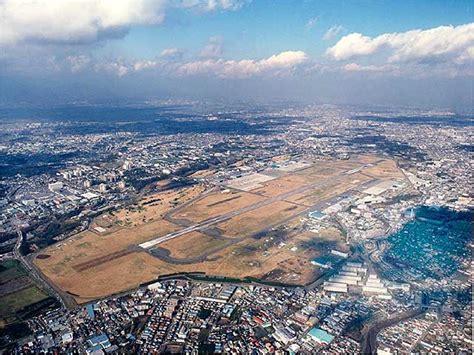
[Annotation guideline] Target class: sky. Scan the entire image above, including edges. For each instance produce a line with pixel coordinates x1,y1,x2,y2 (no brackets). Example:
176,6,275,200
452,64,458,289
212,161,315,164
0,0,473,110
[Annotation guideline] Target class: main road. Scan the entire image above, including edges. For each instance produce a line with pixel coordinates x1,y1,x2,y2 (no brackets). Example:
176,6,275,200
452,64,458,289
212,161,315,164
14,228,68,309
361,308,425,354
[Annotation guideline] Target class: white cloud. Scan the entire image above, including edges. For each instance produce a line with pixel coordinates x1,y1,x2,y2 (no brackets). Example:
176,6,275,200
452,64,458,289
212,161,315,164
203,0,245,11
199,36,224,58
323,25,344,41
327,23,474,77
0,0,168,45
94,50,308,78
66,55,92,73
0,0,245,46
160,47,184,60
327,23,474,63
95,61,131,77
133,60,160,72
178,0,246,12
343,63,396,73
177,50,308,78
306,17,318,30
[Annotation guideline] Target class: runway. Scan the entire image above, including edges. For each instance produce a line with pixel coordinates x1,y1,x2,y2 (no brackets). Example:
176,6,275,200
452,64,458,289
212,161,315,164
139,163,377,249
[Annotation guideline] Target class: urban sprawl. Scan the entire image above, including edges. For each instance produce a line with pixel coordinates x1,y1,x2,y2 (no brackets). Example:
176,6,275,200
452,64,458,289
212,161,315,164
0,103,472,353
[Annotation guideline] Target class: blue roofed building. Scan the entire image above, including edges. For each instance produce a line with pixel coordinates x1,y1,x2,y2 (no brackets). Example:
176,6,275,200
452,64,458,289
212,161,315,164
309,210,326,220
308,327,334,345
86,304,95,320
311,254,342,269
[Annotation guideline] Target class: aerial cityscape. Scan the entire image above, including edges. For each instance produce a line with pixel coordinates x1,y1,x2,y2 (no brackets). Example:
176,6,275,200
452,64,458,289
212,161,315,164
0,1,472,354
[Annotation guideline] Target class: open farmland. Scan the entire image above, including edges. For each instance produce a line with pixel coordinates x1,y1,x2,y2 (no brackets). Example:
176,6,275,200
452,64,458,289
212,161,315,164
0,260,55,326
34,155,407,304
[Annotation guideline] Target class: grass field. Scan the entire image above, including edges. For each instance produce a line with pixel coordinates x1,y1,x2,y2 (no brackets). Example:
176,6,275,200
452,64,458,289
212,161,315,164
0,287,49,318
0,260,50,325
0,260,26,283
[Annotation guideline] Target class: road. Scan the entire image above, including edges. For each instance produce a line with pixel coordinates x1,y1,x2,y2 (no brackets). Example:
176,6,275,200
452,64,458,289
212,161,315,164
361,308,424,354
14,228,69,310
139,164,378,249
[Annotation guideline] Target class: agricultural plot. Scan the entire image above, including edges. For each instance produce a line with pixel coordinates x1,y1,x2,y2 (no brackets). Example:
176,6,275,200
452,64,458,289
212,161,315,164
0,260,53,325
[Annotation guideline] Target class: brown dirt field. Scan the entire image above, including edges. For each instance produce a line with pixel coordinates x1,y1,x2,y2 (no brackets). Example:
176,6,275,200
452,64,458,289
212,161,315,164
363,159,405,178
93,214,115,228
189,169,215,178
332,160,370,170
171,191,265,223
250,178,306,197
352,154,382,164
271,154,291,162
73,249,134,272
272,174,314,184
276,166,345,185
113,185,205,227
36,225,344,303
293,162,342,174
48,238,321,303
308,167,342,177
286,182,342,206
34,218,179,278
52,251,178,303
159,232,229,259
217,201,306,238
202,227,346,284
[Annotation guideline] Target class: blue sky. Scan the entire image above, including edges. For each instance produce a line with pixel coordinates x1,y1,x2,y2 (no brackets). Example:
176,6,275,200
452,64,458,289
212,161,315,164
105,0,472,60
0,0,473,109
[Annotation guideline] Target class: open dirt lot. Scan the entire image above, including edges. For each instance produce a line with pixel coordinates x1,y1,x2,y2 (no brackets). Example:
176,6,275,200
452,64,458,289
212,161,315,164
217,201,306,238
250,177,307,197
112,185,205,227
47,251,177,303
170,190,265,223
33,217,179,301
363,159,405,178
37,223,348,303
189,169,216,179
159,232,229,259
